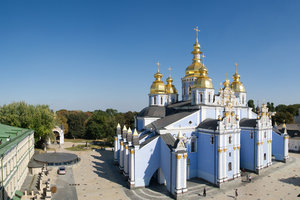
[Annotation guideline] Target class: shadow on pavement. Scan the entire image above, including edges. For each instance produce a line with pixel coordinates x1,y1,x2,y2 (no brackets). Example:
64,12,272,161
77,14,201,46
279,176,300,187
91,149,128,188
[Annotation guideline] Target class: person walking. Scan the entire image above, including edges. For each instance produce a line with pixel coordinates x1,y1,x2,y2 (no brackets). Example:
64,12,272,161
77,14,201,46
203,187,206,197
235,189,238,199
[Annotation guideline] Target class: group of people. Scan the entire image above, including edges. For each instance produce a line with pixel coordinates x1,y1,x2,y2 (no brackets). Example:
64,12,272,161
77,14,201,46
201,188,239,199
200,173,253,199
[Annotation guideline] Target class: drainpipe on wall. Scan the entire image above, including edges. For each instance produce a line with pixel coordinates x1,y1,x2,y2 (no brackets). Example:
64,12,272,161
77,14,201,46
1,155,4,200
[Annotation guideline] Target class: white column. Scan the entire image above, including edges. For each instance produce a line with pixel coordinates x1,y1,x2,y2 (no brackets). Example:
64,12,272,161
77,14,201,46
124,145,129,176
129,149,135,186
269,130,272,164
176,154,181,193
218,149,223,182
119,141,124,170
257,131,260,170
237,133,240,176
284,135,289,159
114,137,118,162
182,154,187,192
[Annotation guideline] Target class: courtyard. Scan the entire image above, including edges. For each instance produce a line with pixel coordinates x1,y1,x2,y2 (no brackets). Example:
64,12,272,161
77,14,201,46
51,142,300,200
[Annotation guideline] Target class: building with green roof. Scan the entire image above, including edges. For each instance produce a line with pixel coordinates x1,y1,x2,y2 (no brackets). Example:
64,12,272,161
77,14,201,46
0,123,34,200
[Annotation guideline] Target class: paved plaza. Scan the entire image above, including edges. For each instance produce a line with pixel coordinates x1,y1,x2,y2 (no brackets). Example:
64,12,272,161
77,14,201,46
52,142,300,200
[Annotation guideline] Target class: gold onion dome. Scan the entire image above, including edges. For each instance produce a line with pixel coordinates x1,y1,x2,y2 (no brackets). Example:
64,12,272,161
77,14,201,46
166,66,178,94
230,63,246,93
192,62,213,89
223,74,230,88
185,27,204,77
166,76,178,94
150,62,166,94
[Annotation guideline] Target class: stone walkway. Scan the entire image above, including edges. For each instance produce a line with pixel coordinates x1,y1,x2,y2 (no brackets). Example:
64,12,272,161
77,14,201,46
58,142,300,200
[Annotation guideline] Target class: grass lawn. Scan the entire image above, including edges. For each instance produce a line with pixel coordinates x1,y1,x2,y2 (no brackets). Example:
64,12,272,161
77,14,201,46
64,138,96,143
65,144,106,151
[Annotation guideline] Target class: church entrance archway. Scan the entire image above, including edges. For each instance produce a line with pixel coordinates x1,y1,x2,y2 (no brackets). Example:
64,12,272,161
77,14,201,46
149,168,166,186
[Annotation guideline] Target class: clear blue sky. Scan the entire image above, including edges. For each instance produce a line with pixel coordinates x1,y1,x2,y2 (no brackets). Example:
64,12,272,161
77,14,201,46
0,0,299,112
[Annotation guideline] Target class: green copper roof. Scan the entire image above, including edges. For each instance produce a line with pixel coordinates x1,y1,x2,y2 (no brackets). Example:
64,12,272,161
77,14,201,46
0,123,33,157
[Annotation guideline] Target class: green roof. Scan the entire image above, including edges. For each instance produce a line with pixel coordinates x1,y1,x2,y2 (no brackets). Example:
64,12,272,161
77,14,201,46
0,123,33,157
15,190,24,197
12,196,20,200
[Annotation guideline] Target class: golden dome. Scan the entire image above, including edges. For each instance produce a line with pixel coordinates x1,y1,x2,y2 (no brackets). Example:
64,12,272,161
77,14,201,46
223,78,230,88
185,39,203,77
230,64,246,93
150,71,166,94
166,76,178,94
192,65,213,89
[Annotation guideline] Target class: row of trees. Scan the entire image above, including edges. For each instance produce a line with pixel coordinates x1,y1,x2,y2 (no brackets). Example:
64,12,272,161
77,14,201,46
247,100,300,124
0,101,137,147
56,109,138,144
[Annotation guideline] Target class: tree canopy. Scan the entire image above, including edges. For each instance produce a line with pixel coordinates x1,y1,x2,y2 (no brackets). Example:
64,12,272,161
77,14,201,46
0,102,56,145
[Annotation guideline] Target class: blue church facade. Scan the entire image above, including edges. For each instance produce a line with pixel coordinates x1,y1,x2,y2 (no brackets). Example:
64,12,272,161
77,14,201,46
113,28,289,199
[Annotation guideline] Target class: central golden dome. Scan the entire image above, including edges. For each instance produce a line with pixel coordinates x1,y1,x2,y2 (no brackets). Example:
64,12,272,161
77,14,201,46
192,65,213,89
185,41,203,77
150,71,166,94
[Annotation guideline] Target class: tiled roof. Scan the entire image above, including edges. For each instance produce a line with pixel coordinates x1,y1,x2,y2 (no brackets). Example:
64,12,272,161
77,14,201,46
160,133,176,150
240,118,257,128
197,119,219,130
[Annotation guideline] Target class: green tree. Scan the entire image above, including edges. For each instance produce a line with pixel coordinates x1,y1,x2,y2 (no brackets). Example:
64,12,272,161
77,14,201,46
67,111,89,138
247,99,255,112
85,110,116,141
0,102,55,145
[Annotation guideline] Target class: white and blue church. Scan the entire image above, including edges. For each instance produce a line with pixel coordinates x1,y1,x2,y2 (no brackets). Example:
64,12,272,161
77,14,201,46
113,28,289,199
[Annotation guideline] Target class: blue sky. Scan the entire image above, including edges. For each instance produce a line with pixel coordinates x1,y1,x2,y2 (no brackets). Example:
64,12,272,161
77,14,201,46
0,0,299,112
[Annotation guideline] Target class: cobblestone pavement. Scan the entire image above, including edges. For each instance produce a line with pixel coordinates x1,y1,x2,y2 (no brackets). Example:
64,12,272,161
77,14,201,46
59,142,300,200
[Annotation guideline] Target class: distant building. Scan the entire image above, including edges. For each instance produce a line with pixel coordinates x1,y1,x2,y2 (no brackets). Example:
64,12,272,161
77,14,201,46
294,108,300,124
113,28,288,198
0,124,34,200
277,123,300,152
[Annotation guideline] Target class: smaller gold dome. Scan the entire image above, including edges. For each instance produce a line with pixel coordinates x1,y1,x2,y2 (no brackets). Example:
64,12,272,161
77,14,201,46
223,78,230,88
166,76,178,94
150,71,166,94
231,68,246,93
231,82,246,93
192,66,213,89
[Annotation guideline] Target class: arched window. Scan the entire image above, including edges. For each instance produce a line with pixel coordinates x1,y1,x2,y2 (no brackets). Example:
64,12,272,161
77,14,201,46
161,96,163,105
191,137,196,152
242,96,245,104
154,96,156,105
188,85,192,95
228,162,232,171
183,86,186,95
208,93,211,102
210,136,214,144
200,93,203,102
193,92,196,103
229,136,232,144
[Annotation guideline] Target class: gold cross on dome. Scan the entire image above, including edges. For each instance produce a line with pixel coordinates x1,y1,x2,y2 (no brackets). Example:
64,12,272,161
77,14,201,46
202,54,206,64
194,26,200,41
168,66,172,76
156,61,160,72
235,62,238,73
